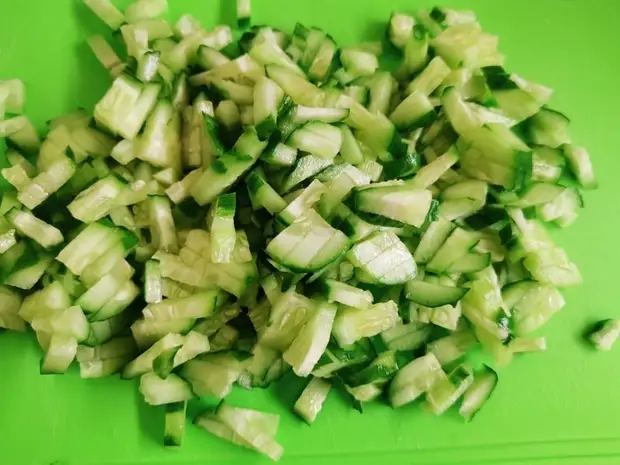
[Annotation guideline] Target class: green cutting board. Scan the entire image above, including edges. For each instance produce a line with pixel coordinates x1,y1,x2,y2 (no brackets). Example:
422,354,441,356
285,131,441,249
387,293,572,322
0,1,619,464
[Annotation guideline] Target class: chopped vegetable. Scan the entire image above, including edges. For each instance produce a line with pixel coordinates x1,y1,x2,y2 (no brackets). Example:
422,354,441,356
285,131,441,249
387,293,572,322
0,1,598,460
588,319,620,351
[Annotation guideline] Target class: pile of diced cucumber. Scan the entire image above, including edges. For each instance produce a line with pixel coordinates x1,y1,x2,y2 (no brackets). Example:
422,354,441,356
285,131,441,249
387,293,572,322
0,0,596,460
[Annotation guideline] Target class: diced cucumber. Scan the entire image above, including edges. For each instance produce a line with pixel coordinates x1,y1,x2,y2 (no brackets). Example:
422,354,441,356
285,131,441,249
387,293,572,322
427,331,479,365
143,290,218,321
144,259,163,304
589,319,620,352
354,182,433,228
347,231,417,285
179,353,246,398
332,300,400,347
214,402,284,461
7,208,64,249
425,364,474,415
68,175,125,223
76,260,134,314
294,377,331,424
381,322,431,352
459,365,498,421
83,0,126,30
192,128,267,205
427,227,478,273
94,75,161,140
389,352,444,408
123,333,186,379
164,401,187,447
139,372,193,406
278,180,325,225
283,301,337,377
289,122,343,160
267,210,350,273
562,144,597,189
41,334,78,374
209,193,237,263
320,279,373,309
502,280,564,335
31,305,89,342
405,280,468,307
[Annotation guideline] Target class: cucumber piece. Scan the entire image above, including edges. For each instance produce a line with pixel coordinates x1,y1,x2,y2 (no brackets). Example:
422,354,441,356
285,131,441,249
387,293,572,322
0,285,25,331
388,12,415,49
425,364,474,415
7,208,63,249
332,300,400,347
525,107,571,148
531,145,565,183
562,144,597,189
143,290,218,321
214,402,284,461
318,165,371,220
405,280,468,307
179,353,246,398
259,289,315,350
320,279,373,309
245,167,287,214
68,175,125,223
18,156,76,210
123,333,186,379
2,164,31,190
508,336,547,353
427,227,478,273
0,230,17,254
390,90,435,131
389,352,444,408
164,401,187,447
406,56,451,96
191,128,268,205
408,148,460,189
144,259,163,304
280,154,333,194
502,280,565,335
294,377,331,424
267,210,350,273
588,319,620,352
146,195,179,253
289,122,343,160
173,330,210,366
427,331,479,365
136,100,181,168
31,305,89,342
209,193,237,263
448,252,491,273
381,322,431,351
347,231,417,285
41,334,78,374
459,365,498,421
79,357,133,379
94,75,161,140
131,317,194,349
77,337,137,362
83,0,125,30
76,260,133,314
354,182,433,228
278,179,325,225
253,77,284,140
283,301,337,377
139,372,193,406
91,280,140,322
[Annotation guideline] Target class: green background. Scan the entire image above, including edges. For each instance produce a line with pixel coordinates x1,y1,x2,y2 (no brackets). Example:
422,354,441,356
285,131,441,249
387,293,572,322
0,1,619,464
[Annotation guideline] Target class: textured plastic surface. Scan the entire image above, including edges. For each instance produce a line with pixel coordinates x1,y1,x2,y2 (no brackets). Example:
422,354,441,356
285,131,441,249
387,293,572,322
0,1,619,464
